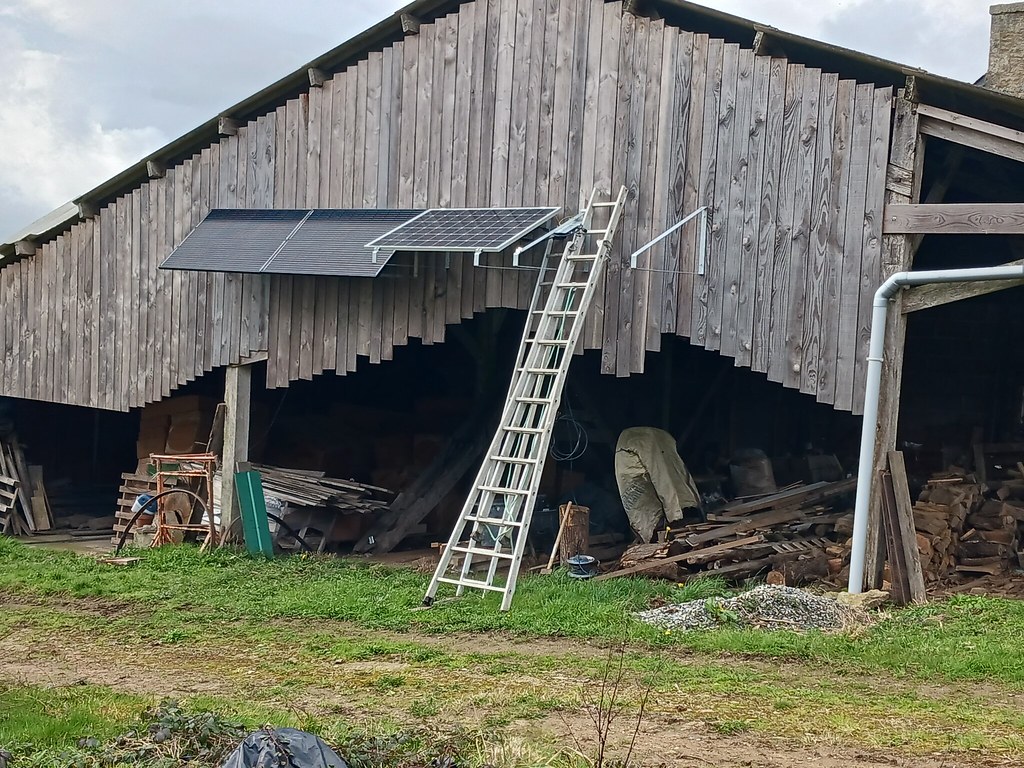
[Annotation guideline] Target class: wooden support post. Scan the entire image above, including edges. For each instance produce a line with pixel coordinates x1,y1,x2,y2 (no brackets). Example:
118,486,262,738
218,116,241,136
146,160,166,179
221,363,252,541
865,93,922,588
307,68,327,88
13,240,36,257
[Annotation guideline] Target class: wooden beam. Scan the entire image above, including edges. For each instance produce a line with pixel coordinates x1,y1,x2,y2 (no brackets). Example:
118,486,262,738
400,13,421,34
917,103,1024,164
218,116,241,136
13,240,36,257
902,257,1024,313
752,26,787,57
622,0,641,15
884,203,1024,235
593,535,766,581
866,92,922,590
221,363,252,541
909,146,962,255
146,160,166,179
308,68,327,88
77,201,98,219
886,451,927,604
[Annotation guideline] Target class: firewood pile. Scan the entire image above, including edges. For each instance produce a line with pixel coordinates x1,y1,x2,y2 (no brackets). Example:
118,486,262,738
597,478,857,585
912,470,1024,581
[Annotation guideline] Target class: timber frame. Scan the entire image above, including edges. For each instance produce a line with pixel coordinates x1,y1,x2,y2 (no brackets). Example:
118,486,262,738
863,93,1024,588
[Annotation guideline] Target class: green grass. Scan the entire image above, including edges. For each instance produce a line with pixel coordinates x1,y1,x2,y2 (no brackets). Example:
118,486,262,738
3,537,1024,688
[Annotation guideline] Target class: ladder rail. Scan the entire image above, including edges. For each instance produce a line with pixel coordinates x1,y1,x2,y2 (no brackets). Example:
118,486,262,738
425,187,628,610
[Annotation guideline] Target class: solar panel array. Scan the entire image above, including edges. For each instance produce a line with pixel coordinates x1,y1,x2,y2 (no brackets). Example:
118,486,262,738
160,209,420,277
364,207,560,252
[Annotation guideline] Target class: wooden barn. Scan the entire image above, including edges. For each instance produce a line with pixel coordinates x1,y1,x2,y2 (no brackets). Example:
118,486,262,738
2,0,1024,591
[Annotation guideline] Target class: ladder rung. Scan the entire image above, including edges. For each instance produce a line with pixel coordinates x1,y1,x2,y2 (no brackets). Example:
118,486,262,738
490,454,541,464
436,576,507,593
479,485,530,495
566,254,598,261
503,426,545,434
516,396,554,404
557,282,589,289
531,310,578,316
531,338,570,346
451,545,515,560
519,367,560,375
591,201,618,207
464,515,526,526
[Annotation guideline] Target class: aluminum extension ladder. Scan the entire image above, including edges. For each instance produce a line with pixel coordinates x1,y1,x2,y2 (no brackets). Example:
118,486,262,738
424,186,628,611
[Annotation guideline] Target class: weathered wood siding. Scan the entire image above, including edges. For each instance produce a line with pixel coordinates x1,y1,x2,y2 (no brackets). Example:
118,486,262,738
0,0,891,414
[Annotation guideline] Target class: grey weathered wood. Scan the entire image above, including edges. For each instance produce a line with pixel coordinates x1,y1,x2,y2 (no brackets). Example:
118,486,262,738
719,46,753,361
833,83,875,413
917,103,1024,164
902,257,1024,312
221,363,252,539
781,67,820,390
883,203,1024,234
689,35,722,349
887,450,928,604
815,77,854,405
799,72,837,396
865,90,914,590
218,116,240,136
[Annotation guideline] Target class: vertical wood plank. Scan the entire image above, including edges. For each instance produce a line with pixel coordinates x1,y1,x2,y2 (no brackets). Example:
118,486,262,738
599,8,634,374
815,77,855,405
379,46,396,207
719,47,754,361
192,156,207,380
732,53,770,369
649,27,681,344
80,219,96,405
800,72,838,395
365,52,383,207
750,57,787,374
782,68,821,390
675,32,706,339
688,36,722,348
398,37,419,207
353,61,369,208
765,64,804,385
834,83,876,412
702,42,738,354
413,24,434,209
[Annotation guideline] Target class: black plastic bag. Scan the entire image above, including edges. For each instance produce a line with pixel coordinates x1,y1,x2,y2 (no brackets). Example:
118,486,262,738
220,728,348,768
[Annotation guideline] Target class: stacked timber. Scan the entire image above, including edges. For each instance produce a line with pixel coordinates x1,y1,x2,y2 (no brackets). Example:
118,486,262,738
910,471,1024,580
598,478,856,584
0,433,52,535
248,464,393,513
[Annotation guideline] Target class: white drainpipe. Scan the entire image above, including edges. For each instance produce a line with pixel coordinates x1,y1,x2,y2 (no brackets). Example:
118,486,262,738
848,264,1024,593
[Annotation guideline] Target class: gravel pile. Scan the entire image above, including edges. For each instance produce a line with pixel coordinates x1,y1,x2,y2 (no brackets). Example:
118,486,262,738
636,585,866,632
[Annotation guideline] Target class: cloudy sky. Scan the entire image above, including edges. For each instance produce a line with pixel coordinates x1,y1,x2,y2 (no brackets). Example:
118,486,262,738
0,0,995,240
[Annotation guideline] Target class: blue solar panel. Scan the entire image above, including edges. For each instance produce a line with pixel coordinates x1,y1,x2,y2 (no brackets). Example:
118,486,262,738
364,207,560,253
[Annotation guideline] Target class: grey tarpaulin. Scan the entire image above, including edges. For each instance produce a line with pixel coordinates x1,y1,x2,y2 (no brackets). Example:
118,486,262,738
220,728,348,768
614,427,701,543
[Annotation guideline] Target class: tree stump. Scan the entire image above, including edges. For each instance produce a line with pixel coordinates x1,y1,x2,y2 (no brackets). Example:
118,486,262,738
558,503,590,564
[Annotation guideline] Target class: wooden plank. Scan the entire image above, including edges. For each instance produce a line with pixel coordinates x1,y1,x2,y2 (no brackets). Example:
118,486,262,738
814,78,854,405
852,87,894,412
79,218,95,405
155,178,170,398
427,18,446,207
883,203,1024,234
193,155,209,380
298,276,316,379
180,159,197,384
688,36,722,349
379,46,396,207
353,60,369,208
917,109,1024,165
412,22,434,209
585,1,619,349
562,0,592,212
887,451,928,603
615,15,647,377
675,33,705,340
631,19,663,369
332,71,349,207
255,113,276,355
833,83,875,412
506,0,532,209
718,46,753,361
575,0,604,213
594,535,765,581
648,25,678,347
322,277,339,371
903,260,1024,312
599,9,634,374
334,280,351,373
365,51,384,207
799,72,837,396
463,0,485,208
733,53,770,369
319,76,335,208
781,67,820,390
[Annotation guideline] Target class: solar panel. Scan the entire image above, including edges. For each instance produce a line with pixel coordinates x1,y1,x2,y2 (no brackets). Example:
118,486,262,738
364,207,560,253
160,208,421,277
